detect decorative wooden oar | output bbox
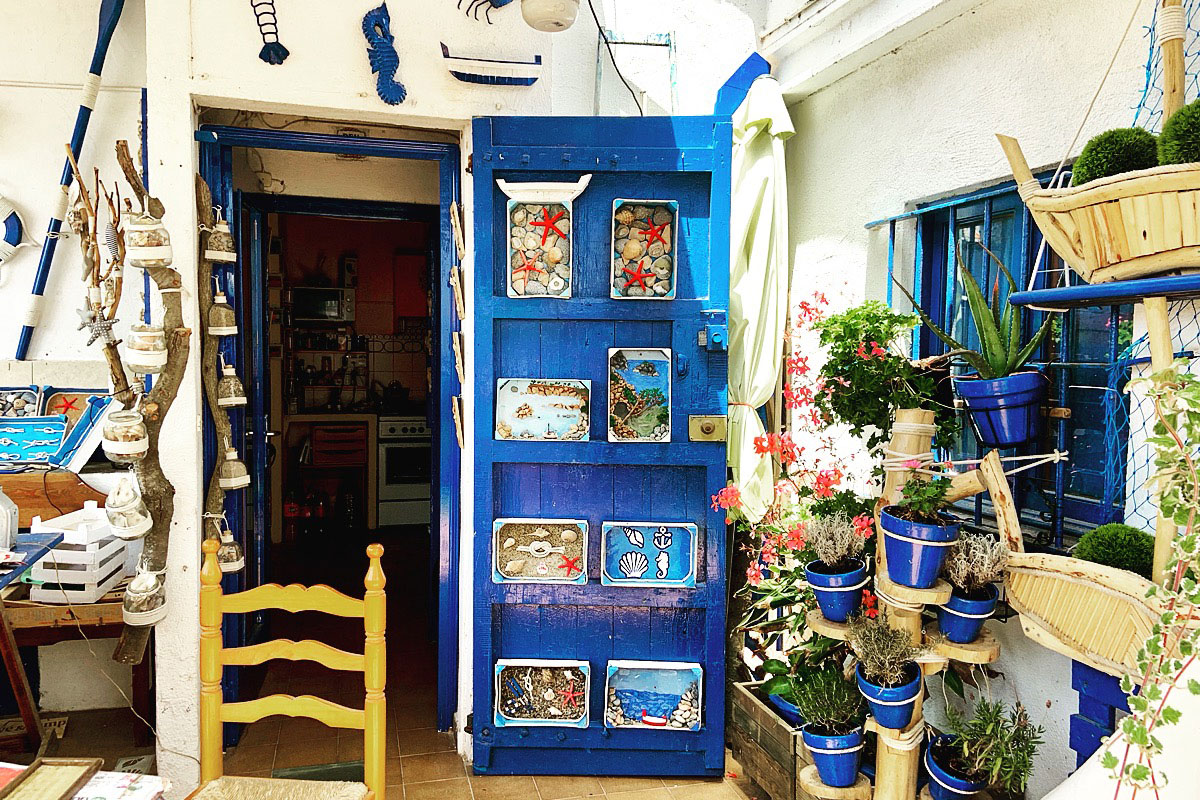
[14,0,126,361]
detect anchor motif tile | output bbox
[495,659,590,728]
[604,661,702,731]
[495,378,590,441]
[607,348,670,442]
[600,522,696,588]
[611,200,677,300]
[492,518,587,584]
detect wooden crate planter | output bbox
[728,681,816,800]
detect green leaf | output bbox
[892,278,992,375]
[1101,751,1119,770]
[1008,315,1054,375]
[957,257,1007,377]
[1187,678,1200,695]
[761,659,789,676]
[762,675,791,696]
[1162,706,1182,725]
[943,668,965,699]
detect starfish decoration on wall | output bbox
[558,554,582,577]
[512,252,544,280]
[622,260,654,290]
[530,209,566,245]
[556,679,585,708]
[642,220,668,248]
[51,397,81,414]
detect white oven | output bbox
[378,416,432,526]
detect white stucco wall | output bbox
[779,0,1161,796]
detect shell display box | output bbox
[29,501,126,604]
[494,659,590,728]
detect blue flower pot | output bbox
[802,725,864,788]
[925,735,988,800]
[937,584,999,644]
[805,558,868,623]
[953,370,1047,449]
[856,662,921,730]
[880,507,961,589]
[767,693,804,728]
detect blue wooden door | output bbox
[472,116,731,776]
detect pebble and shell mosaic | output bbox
[611,200,677,300]
[496,662,589,727]
[508,201,572,298]
[493,518,587,583]
[0,387,41,418]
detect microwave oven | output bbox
[292,287,355,323]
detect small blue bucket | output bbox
[805,558,868,623]
[767,693,804,728]
[802,725,864,788]
[937,584,998,644]
[880,507,961,589]
[925,735,988,800]
[953,370,1047,449]
[856,662,921,730]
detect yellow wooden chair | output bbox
[189,539,387,800]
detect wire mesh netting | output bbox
[1133,1,1200,132]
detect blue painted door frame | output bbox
[471,116,732,775]
[197,125,462,731]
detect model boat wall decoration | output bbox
[441,43,542,86]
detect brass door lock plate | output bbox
[689,415,727,442]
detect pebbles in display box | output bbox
[492,518,587,584]
[494,659,590,728]
[496,175,591,299]
[604,660,702,731]
[611,200,677,300]
[0,387,40,418]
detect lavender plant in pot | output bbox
[848,613,923,730]
[804,513,871,623]
[926,698,1043,800]
[938,534,1007,644]
[793,667,866,788]
[880,473,961,589]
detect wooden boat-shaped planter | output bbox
[998,134,1200,284]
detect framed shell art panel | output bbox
[607,348,670,442]
[604,661,702,731]
[497,175,591,299]
[495,659,590,728]
[601,522,696,588]
[495,378,590,441]
[493,518,587,584]
[611,199,677,299]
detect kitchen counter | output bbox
[281,413,377,530]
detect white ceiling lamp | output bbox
[522,0,579,31]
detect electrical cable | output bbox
[585,0,644,116]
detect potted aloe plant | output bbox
[925,698,1043,800]
[938,533,1007,644]
[894,246,1052,448]
[793,667,866,788]
[881,473,961,589]
[804,513,870,623]
[848,613,923,730]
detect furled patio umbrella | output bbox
[728,75,793,523]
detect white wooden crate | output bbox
[28,501,127,604]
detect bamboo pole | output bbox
[1145,296,1176,584]
[1163,0,1187,120]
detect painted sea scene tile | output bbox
[611,200,677,300]
[495,378,590,441]
[495,659,590,728]
[604,661,702,731]
[493,518,587,584]
[600,522,696,588]
[607,349,670,442]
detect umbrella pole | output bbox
[14,0,126,360]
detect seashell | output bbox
[560,528,578,543]
[503,537,516,549]
[545,246,563,265]
[623,527,645,548]
[511,209,527,226]
[536,562,549,575]
[549,706,562,716]
[548,276,567,294]
[619,551,649,579]
[543,688,556,701]
[652,527,672,549]
[504,559,526,573]
[621,239,645,260]
[615,207,635,225]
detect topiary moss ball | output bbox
[1073,523,1154,578]
[1072,128,1159,186]
[1159,99,1200,165]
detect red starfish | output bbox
[558,554,582,577]
[557,679,585,708]
[642,220,669,248]
[622,259,655,290]
[530,209,566,245]
[51,397,80,414]
[512,252,543,279]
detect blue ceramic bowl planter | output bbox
[802,725,864,788]
[880,507,962,589]
[952,370,1047,449]
[925,735,988,800]
[805,557,869,623]
[856,662,922,730]
[937,584,999,644]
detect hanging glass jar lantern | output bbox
[219,439,250,489]
[211,515,245,573]
[105,475,152,540]
[125,213,173,269]
[217,354,247,408]
[209,276,238,336]
[203,207,237,263]
[102,410,148,464]
[124,323,168,375]
[123,564,167,626]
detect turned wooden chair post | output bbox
[199,539,225,784]
[363,544,387,798]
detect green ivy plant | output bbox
[893,246,1053,380]
[1100,360,1200,792]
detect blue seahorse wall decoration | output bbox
[362,3,407,105]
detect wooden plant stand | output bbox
[729,681,818,800]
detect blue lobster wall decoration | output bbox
[458,0,515,24]
[362,3,407,105]
[250,0,289,64]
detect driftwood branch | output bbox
[195,177,231,526]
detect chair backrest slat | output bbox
[221,694,366,729]
[221,583,365,617]
[222,639,365,671]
